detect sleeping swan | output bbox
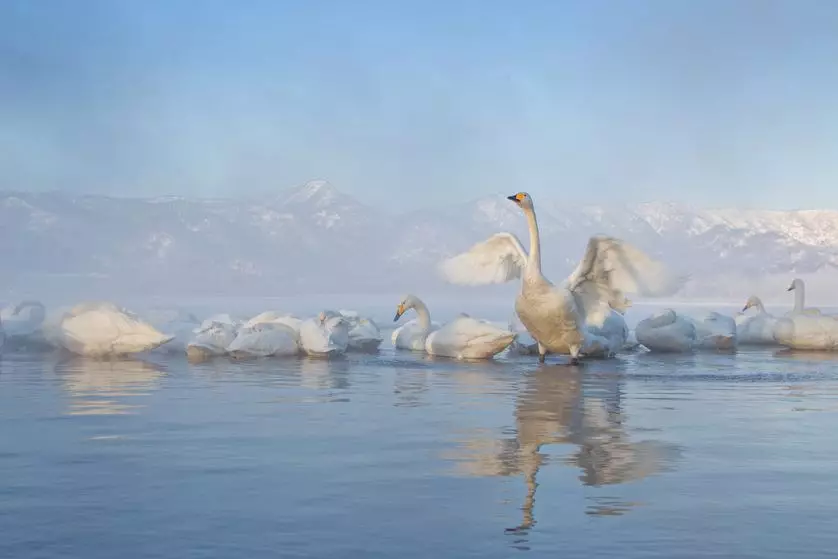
[635,310,696,353]
[438,192,684,364]
[392,294,516,359]
[773,314,838,351]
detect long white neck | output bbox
[523,206,542,279]
[411,299,432,332]
[793,282,805,312]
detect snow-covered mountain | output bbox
[2,182,838,302]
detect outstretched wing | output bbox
[567,236,687,322]
[437,232,528,286]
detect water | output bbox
[2,301,838,557]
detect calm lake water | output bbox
[2,299,838,557]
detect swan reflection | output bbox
[448,364,681,533]
[55,357,165,416]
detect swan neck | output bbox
[794,283,805,312]
[413,299,432,331]
[523,207,542,277]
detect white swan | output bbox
[635,309,697,353]
[299,311,350,357]
[242,311,303,335]
[391,295,441,351]
[227,322,299,359]
[785,278,821,316]
[186,314,240,360]
[50,301,174,357]
[393,294,516,359]
[0,300,48,349]
[438,192,683,364]
[691,312,737,350]
[736,296,780,345]
[773,314,838,351]
[338,310,383,352]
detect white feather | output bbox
[438,232,528,286]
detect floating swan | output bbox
[227,322,299,359]
[50,301,174,357]
[635,310,696,353]
[338,310,383,352]
[773,314,838,351]
[393,294,516,359]
[691,312,737,350]
[785,278,821,316]
[186,314,240,360]
[736,296,780,345]
[438,192,683,364]
[299,311,350,357]
[0,300,48,349]
[242,311,303,335]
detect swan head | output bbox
[393,294,419,322]
[742,295,763,312]
[506,191,534,210]
[787,278,802,292]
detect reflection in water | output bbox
[448,364,681,536]
[55,357,165,416]
[300,357,351,392]
[393,365,429,408]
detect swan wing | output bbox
[426,317,515,356]
[566,236,686,321]
[438,232,528,285]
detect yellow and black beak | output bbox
[393,305,404,322]
[741,305,748,312]
[786,285,794,292]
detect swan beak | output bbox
[393,305,404,322]
[741,305,749,312]
[506,194,520,203]
[786,285,794,291]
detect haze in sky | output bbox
[1,0,837,210]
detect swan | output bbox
[773,314,838,351]
[635,309,697,353]
[691,312,737,350]
[785,278,821,316]
[50,301,174,357]
[227,322,299,359]
[242,311,303,335]
[0,300,48,349]
[186,314,240,360]
[736,296,780,345]
[393,294,516,359]
[338,310,383,352]
[438,192,684,364]
[299,311,350,357]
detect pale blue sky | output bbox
[1,0,837,209]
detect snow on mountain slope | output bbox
[2,184,837,300]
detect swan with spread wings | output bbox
[438,192,685,364]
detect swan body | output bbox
[393,294,515,359]
[635,309,697,353]
[735,296,779,345]
[773,314,838,351]
[186,314,240,360]
[785,278,821,316]
[51,301,174,357]
[0,300,49,350]
[338,310,383,352]
[691,312,737,350]
[438,192,684,363]
[299,311,350,357]
[227,322,299,359]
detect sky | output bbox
[1,0,837,210]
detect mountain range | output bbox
[2,181,837,303]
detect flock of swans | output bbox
[1,192,836,363]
